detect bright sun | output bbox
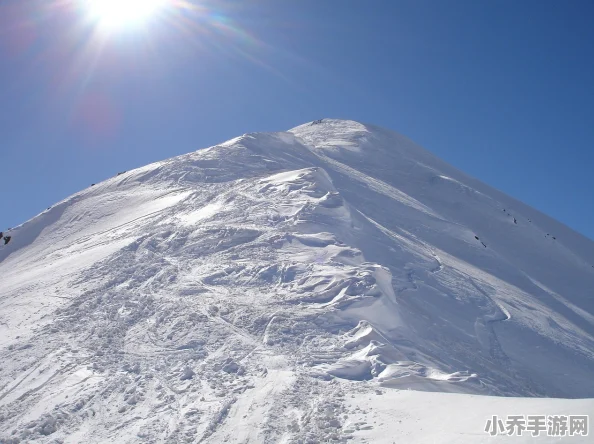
[87,0,166,28]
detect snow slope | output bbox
[1,119,593,443]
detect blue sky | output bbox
[1,0,593,240]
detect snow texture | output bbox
[1,119,593,443]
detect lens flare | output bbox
[86,0,166,28]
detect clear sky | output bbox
[1,0,593,240]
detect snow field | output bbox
[1,119,593,442]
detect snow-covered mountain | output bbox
[1,119,593,443]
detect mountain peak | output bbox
[1,120,593,442]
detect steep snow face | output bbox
[1,119,594,443]
[290,120,594,395]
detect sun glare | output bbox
[87,0,166,28]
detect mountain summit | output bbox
[1,119,593,443]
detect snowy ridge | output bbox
[1,119,593,443]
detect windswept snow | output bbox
[1,119,593,443]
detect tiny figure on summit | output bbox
[3,236,11,245]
